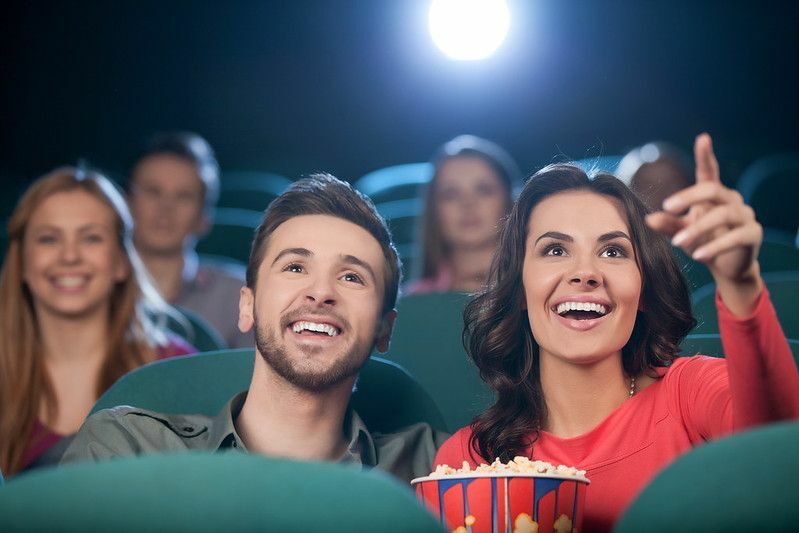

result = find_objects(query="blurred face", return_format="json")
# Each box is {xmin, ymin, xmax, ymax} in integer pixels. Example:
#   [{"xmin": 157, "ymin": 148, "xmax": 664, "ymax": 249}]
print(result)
[
  {"xmin": 435, "ymin": 156, "xmax": 508, "ymax": 251},
  {"xmin": 23, "ymin": 190, "xmax": 129, "ymax": 321},
  {"xmin": 522, "ymin": 191, "xmax": 642, "ymax": 366},
  {"xmin": 238, "ymin": 215, "xmax": 395, "ymax": 392},
  {"xmin": 128, "ymin": 154, "xmax": 206, "ymax": 256},
  {"xmin": 631, "ymin": 160, "xmax": 693, "ymax": 212}
]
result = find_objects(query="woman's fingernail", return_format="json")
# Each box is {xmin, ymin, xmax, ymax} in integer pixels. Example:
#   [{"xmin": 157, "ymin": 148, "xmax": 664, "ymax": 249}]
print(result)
[
  {"xmin": 672, "ymin": 231, "xmax": 688, "ymax": 246},
  {"xmin": 692, "ymin": 248, "xmax": 708, "ymax": 261},
  {"xmin": 662, "ymin": 197, "xmax": 679, "ymax": 211}
]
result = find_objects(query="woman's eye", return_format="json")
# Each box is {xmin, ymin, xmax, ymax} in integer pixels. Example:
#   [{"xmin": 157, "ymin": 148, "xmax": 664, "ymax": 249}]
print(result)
[
  {"xmin": 283, "ymin": 263, "xmax": 304, "ymax": 274},
  {"xmin": 476, "ymin": 183, "xmax": 499, "ymax": 197},
  {"xmin": 342, "ymin": 272, "xmax": 364, "ymax": 284},
  {"xmin": 437, "ymin": 189, "xmax": 460, "ymax": 202},
  {"xmin": 543, "ymin": 244, "xmax": 566, "ymax": 256},
  {"xmin": 36, "ymin": 235, "xmax": 58, "ymax": 245},
  {"xmin": 601, "ymin": 246, "xmax": 627, "ymax": 258},
  {"xmin": 84, "ymin": 233, "xmax": 104, "ymax": 244}
]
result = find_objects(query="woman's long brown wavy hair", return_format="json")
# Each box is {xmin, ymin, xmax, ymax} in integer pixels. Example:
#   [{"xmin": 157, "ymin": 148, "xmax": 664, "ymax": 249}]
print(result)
[
  {"xmin": 0, "ymin": 167, "xmax": 171, "ymax": 475},
  {"xmin": 465, "ymin": 164, "xmax": 695, "ymax": 462}
]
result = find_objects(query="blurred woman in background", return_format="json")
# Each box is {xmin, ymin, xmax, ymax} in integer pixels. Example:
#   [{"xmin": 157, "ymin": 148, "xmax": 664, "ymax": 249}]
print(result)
[
  {"xmin": 0, "ymin": 167, "xmax": 192, "ymax": 476},
  {"xmin": 405, "ymin": 135, "xmax": 519, "ymax": 294}
]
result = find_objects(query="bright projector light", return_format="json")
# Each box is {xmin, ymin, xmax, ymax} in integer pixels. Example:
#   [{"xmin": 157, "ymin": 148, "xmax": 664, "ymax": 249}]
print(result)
[{"xmin": 428, "ymin": 0, "xmax": 510, "ymax": 61}]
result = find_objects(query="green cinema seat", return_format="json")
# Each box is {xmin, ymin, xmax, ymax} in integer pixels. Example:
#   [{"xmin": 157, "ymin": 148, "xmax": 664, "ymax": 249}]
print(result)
[
  {"xmin": 0, "ymin": 452, "xmax": 444, "ymax": 532},
  {"xmin": 383, "ymin": 292, "xmax": 492, "ymax": 432},
  {"xmin": 218, "ymin": 171, "xmax": 293, "ymax": 212},
  {"xmin": 355, "ymin": 162, "xmax": 434, "ymax": 205},
  {"xmin": 91, "ymin": 349, "xmax": 447, "ymax": 434},
  {"xmin": 736, "ymin": 153, "xmax": 799, "ymax": 239},
  {"xmin": 691, "ymin": 270, "xmax": 799, "ymax": 336},
  {"xmin": 165, "ymin": 306, "xmax": 227, "ymax": 352},
  {"xmin": 679, "ymin": 333, "xmax": 799, "ymax": 368},
  {"xmin": 615, "ymin": 421, "xmax": 799, "ymax": 532},
  {"xmin": 196, "ymin": 207, "xmax": 261, "ymax": 264}
]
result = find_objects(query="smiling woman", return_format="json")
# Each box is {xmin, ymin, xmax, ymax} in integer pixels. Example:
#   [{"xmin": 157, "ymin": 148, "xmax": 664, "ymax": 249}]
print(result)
[
  {"xmin": 0, "ymin": 167, "xmax": 193, "ymax": 477},
  {"xmin": 433, "ymin": 135, "xmax": 799, "ymax": 532}
]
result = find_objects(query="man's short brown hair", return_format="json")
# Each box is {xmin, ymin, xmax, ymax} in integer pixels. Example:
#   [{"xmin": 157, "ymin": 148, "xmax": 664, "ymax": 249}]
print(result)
[{"xmin": 245, "ymin": 173, "xmax": 401, "ymax": 315}]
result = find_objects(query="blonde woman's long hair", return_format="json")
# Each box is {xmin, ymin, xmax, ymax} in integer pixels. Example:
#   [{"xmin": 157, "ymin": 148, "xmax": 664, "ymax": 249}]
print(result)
[{"xmin": 0, "ymin": 167, "xmax": 171, "ymax": 475}]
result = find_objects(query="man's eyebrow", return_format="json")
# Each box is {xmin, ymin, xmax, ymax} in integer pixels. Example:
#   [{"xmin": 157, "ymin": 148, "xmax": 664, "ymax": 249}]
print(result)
[
  {"xmin": 271, "ymin": 247, "xmax": 312, "ymax": 266},
  {"xmin": 598, "ymin": 231, "xmax": 632, "ymax": 243},
  {"xmin": 341, "ymin": 254, "xmax": 377, "ymax": 283},
  {"xmin": 534, "ymin": 231, "xmax": 573, "ymax": 245}
]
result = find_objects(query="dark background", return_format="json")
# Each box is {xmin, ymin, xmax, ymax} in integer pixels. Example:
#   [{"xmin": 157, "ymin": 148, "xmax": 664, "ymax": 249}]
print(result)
[{"xmin": 2, "ymin": 0, "xmax": 798, "ymax": 193}]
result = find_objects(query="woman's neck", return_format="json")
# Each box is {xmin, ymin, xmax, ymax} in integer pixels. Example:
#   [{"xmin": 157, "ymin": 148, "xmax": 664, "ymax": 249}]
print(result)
[
  {"xmin": 448, "ymin": 244, "xmax": 496, "ymax": 292},
  {"xmin": 539, "ymin": 352, "xmax": 632, "ymax": 439},
  {"xmin": 138, "ymin": 250, "xmax": 185, "ymax": 302},
  {"xmin": 37, "ymin": 308, "xmax": 110, "ymax": 433},
  {"xmin": 38, "ymin": 309, "xmax": 108, "ymax": 364}
]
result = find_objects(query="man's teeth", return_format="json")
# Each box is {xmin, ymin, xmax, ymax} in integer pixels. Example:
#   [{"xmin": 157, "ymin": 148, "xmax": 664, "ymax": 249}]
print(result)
[
  {"xmin": 291, "ymin": 321, "xmax": 340, "ymax": 337},
  {"xmin": 556, "ymin": 302, "xmax": 608, "ymax": 315}
]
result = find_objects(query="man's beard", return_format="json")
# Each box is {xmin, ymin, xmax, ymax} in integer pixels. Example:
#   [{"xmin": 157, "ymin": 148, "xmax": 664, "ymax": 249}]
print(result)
[{"xmin": 253, "ymin": 307, "xmax": 372, "ymax": 393}]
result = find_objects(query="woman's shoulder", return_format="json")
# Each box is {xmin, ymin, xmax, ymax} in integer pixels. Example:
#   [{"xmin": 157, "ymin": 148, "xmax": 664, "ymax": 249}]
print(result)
[{"xmin": 434, "ymin": 426, "xmax": 478, "ymax": 466}]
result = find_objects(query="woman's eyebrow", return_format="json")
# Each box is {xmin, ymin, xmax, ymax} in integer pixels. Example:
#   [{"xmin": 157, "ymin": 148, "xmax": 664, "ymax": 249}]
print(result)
[
  {"xmin": 534, "ymin": 231, "xmax": 572, "ymax": 244},
  {"xmin": 598, "ymin": 231, "xmax": 632, "ymax": 243}
]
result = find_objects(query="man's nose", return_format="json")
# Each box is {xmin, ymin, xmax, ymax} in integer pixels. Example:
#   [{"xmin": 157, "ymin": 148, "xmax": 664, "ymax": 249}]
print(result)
[{"xmin": 304, "ymin": 275, "xmax": 337, "ymax": 306}]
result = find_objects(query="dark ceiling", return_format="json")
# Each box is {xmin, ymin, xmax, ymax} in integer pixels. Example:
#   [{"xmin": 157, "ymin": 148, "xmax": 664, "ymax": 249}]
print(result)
[{"xmin": 2, "ymin": 0, "xmax": 798, "ymax": 189}]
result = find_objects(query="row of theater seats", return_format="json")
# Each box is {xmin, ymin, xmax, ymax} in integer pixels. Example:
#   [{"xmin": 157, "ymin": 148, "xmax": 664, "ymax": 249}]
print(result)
[{"xmin": 2, "ymin": 344, "xmax": 797, "ymax": 530}]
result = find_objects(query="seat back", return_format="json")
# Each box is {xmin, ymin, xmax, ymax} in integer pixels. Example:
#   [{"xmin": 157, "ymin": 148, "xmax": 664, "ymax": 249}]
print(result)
[
  {"xmin": 91, "ymin": 349, "xmax": 446, "ymax": 433},
  {"xmin": 383, "ymin": 292, "xmax": 492, "ymax": 432},
  {"xmin": 354, "ymin": 162, "xmax": 434, "ymax": 204},
  {"xmin": 166, "ymin": 306, "xmax": 227, "ymax": 351},
  {"xmin": 195, "ymin": 207, "xmax": 260, "ymax": 264},
  {"xmin": 616, "ymin": 421, "xmax": 799, "ymax": 532},
  {"xmin": 373, "ymin": 197, "xmax": 423, "ymax": 279},
  {"xmin": 736, "ymin": 153, "xmax": 799, "ymax": 237},
  {"xmin": 691, "ymin": 270, "xmax": 799, "ymax": 335},
  {"xmin": 218, "ymin": 171, "xmax": 293, "ymax": 212},
  {"xmin": 679, "ymin": 333, "xmax": 799, "ymax": 367},
  {"xmin": 0, "ymin": 453, "xmax": 444, "ymax": 532}
]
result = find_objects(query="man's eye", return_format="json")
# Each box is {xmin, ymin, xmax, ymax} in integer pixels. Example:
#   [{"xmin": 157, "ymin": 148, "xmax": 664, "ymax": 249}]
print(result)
[{"xmin": 342, "ymin": 272, "xmax": 364, "ymax": 284}]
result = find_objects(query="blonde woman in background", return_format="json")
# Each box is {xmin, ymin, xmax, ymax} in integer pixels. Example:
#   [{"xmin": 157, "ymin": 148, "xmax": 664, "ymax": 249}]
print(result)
[{"xmin": 0, "ymin": 167, "xmax": 193, "ymax": 476}]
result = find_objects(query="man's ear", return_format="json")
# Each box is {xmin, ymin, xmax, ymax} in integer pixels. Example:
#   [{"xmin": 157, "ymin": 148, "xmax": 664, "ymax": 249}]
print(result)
[
  {"xmin": 238, "ymin": 286, "xmax": 255, "ymax": 333},
  {"xmin": 374, "ymin": 309, "xmax": 397, "ymax": 354}
]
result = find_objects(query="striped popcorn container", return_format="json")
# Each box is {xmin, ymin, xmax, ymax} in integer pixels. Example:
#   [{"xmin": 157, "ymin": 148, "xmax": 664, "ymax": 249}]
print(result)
[{"xmin": 412, "ymin": 472, "xmax": 589, "ymax": 533}]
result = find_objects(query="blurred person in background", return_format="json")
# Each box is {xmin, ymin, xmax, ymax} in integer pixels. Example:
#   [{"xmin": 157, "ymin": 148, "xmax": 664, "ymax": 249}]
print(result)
[
  {"xmin": 0, "ymin": 167, "xmax": 193, "ymax": 476},
  {"xmin": 405, "ymin": 135, "xmax": 519, "ymax": 294},
  {"xmin": 616, "ymin": 141, "xmax": 694, "ymax": 212},
  {"xmin": 127, "ymin": 132, "xmax": 249, "ymax": 348}
]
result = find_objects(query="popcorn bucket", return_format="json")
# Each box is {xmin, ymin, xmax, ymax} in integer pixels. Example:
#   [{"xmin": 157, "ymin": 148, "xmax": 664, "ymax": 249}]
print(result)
[{"xmin": 412, "ymin": 473, "xmax": 589, "ymax": 533}]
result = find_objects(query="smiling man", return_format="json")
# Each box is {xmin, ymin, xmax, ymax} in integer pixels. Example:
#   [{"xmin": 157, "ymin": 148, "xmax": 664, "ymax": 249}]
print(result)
[{"xmin": 62, "ymin": 174, "xmax": 448, "ymax": 482}]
